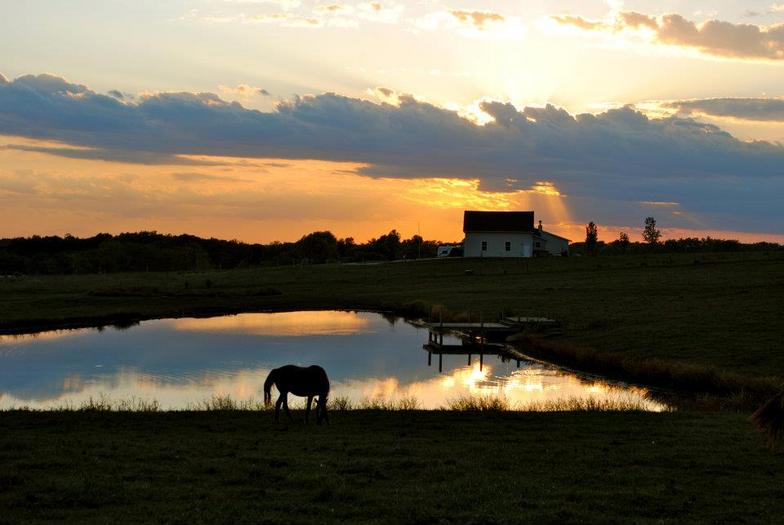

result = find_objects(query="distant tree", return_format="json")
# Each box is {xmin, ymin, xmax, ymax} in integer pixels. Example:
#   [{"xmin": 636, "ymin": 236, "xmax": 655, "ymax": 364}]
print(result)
[
  {"xmin": 295, "ymin": 231, "xmax": 339, "ymax": 263},
  {"xmin": 337, "ymin": 237, "xmax": 356, "ymax": 259},
  {"xmin": 371, "ymin": 230, "xmax": 402, "ymax": 261},
  {"xmin": 643, "ymin": 217, "xmax": 661, "ymax": 245},
  {"xmin": 618, "ymin": 232, "xmax": 630, "ymax": 251},
  {"xmin": 585, "ymin": 222, "xmax": 598, "ymax": 254},
  {"xmin": 401, "ymin": 235, "xmax": 439, "ymax": 259}
]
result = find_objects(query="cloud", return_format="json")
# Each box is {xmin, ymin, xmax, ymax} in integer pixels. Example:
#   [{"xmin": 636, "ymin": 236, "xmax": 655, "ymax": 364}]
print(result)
[
  {"xmin": 196, "ymin": 12, "xmax": 325, "ymax": 27},
  {"xmin": 1, "ymin": 73, "xmax": 784, "ymax": 232},
  {"xmin": 551, "ymin": 10, "xmax": 784, "ymax": 61},
  {"xmin": 171, "ymin": 172, "xmax": 252, "ymax": 183},
  {"xmin": 665, "ymin": 98, "xmax": 784, "ymax": 122},
  {"xmin": 187, "ymin": 1, "xmax": 403, "ymax": 28},
  {"xmin": 415, "ymin": 8, "xmax": 523, "ymax": 39},
  {"xmin": 551, "ymin": 15, "xmax": 604, "ymax": 31},
  {"xmin": 0, "ymin": 144, "xmax": 219, "ymax": 165},
  {"xmin": 449, "ymin": 10, "xmax": 505, "ymax": 30},
  {"xmin": 219, "ymin": 84, "xmax": 271, "ymax": 97},
  {"xmin": 222, "ymin": 0, "xmax": 301, "ymax": 9},
  {"xmin": 355, "ymin": 2, "xmax": 403, "ymax": 24}
]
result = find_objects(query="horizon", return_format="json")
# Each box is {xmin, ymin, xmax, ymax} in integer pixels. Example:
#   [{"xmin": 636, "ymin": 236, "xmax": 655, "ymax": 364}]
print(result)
[{"xmin": 2, "ymin": 1, "xmax": 784, "ymax": 244}]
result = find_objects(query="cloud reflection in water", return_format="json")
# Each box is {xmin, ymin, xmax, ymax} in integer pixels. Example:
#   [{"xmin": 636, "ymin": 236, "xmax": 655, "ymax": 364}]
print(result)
[{"xmin": 0, "ymin": 311, "xmax": 667, "ymax": 411}]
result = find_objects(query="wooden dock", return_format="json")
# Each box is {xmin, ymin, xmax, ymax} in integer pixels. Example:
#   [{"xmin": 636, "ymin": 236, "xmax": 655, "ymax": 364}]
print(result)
[
  {"xmin": 422, "ymin": 316, "xmax": 563, "ymax": 340},
  {"xmin": 421, "ymin": 315, "xmax": 561, "ymax": 372},
  {"xmin": 422, "ymin": 340, "xmax": 529, "ymax": 372}
]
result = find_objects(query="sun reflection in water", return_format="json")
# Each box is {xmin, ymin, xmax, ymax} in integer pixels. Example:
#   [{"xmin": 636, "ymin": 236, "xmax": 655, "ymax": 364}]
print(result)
[
  {"xmin": 0, "ymin": 361, "xmax": 668, "ymax": 411},
  {"xmin": 0, "ymin": 312, "xmax": 668, "ymax": 411}
]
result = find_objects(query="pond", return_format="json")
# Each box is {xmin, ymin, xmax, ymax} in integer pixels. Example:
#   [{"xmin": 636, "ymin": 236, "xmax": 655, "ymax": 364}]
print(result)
[{"xmin": 0, "ymin": 311, "xmax": 668, "ymax": 411}]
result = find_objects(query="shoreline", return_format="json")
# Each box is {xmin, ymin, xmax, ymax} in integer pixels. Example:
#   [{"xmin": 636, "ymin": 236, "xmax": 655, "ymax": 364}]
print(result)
[
  {"xmin": 1, "ymin": 302, "xmax": 778, "ymax": 410},
  {"xmin": 2, "ymin": 253, "xmax": 781, "ymax": 409}
]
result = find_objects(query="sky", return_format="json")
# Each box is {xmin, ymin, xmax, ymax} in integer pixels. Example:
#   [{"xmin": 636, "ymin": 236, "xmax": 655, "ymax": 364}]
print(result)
[{"xmin": 1, "ymin": 0, "xmax": 783, "ymax": 243}]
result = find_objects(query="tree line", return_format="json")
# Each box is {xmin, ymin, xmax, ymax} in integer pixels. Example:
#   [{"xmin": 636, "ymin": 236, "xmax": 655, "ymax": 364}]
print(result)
[
  {"xmin": 0, "ymin": 230, "xmax": 443, "ymax": 275},
  {"xmin": 1, "ymin": 221, "xmax": 779, "ymax": 274},
  {"xmin": 577, "ymin": 216, "xmax": 781, "ymax": 255}
]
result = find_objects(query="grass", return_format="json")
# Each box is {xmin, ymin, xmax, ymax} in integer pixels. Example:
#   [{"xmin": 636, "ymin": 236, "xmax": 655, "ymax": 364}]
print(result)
[
  {"xmin": 2, "ymin": 252, "xmax": 784, "ymax": 521},
  {"xmin": 0, "ymin": 409, "xmax": 782, "ymax": 524},
  {"xmin": 7, "ymin": 394, "xmax": 656, "ymax": 414},
  {"xmin": 1, "ymin": 251, "xmax": 783, "ymax": 399}
]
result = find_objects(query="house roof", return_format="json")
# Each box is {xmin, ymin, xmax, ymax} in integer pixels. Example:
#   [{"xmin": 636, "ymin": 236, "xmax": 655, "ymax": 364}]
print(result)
[
  {"xmin": 535, "ymin": 229, "xmax": 571, "ymax": 242},
  {"xmin": 463, "ymin": 211, "xmax": 534, "ymax": 232}
]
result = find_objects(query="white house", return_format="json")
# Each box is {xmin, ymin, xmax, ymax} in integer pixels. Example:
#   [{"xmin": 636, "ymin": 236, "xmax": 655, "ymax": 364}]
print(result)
[{"xmin": 462, "ymin": 211, "xmax": 569, "ymax": 258}]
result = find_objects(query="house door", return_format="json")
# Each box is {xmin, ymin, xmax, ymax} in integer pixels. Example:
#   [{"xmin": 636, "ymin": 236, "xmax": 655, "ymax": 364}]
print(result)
[{"xmin": 521, "ymin": 241, "xmax": 532, "ymax": 257}]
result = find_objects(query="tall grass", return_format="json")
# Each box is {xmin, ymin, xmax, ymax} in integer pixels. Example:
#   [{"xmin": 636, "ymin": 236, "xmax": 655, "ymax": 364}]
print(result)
[
  {"xmin": 522, "ymin": 396, "xmax": 667, "ymax": 412},
  {"xmin": 356, "ymin": 396, "xmax": 420, "ymax": 410},
  {"xmin": 444, "ymin": 394, "xmax": 667, "ymax": 412},
  {"xmin": 188, "ymin": 395, "xmax": 270, "ymax": 411},
  {"xmin": 444, "ymin": 396, "xmax": 509, "ymax": 412},
  {"xmin": 517, "ymin": 337, "xmax": 782, "ymax": 409},
  {"xmin": 3, "ymin": 393, "xmax": 665, "ymax": 413}
]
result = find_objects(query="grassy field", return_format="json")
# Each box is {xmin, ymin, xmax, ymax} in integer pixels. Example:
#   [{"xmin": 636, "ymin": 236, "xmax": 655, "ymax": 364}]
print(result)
[
  {"xmin": 2, "ymin": 252, "xmax": 784, "ymax": 522},
  {"xmin": 1, "ymin": 251, "xmax": 783, "ymax": 398},
  {"xmin": 0, "ymin": 409, "xmax": 782, "ymax": 524}
]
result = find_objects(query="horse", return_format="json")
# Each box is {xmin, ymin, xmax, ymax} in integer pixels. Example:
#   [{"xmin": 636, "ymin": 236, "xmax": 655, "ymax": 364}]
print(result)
[
  {"xmin": 264, "ymin": 365, "xmax": 330, "ymax": 424},
  {"xmin": 751, "ymin": 391, "xmax": 784, "ymax": 448}
]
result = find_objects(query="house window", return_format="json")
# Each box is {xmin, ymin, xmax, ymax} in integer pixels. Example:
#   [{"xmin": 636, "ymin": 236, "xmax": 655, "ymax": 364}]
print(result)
[
  {"xmin": 505, "ymin": 241, "xmax": 511, "ymax": 252},
  {"xmin": 481, "ymin": 241, "xmax": 487, "ymax": 251},
  {"xmin": 535, "ymin": 242, "xmax": 541, "ymax": 248}
]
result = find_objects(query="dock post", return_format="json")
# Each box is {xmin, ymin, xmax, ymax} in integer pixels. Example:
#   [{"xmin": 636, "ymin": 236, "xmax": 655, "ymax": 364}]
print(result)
[
  {"xmin": 428, "ymin": 351, "xmax": 432, "ymax": 366},
  {"xmin": 468, "ymin": 353, "xmax": 471, "ymax": 366},
  {"xmin": 439, "ymin": 352, "xmax": 443, "ymax": 373},
  {"xmin": 479, "ymin": 353, "xmax": 483, "ymax": 371},
  {"xmin": 516, "ymin": 359, "xmax": 520, "ymax": 368}
]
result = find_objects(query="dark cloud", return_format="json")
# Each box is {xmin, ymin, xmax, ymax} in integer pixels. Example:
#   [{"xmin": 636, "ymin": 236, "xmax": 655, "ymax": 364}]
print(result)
[
  {"xmin": 665, "ymin": 98, "xmax": 784, "ymax": 122},
  {"xmin": 1, "ymin": 73, "xmax": 784, "ymax": 232},
  {"xmin": 0, "ymin": 144, "xmax": 220, "ymax": 166}
]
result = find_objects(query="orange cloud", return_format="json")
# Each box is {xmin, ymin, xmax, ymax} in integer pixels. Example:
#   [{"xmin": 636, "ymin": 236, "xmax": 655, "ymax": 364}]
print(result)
[
  {"xmin": 552, "ymin": 10, "xmax": 784, "ymax": 61},
  {"xmin": 449, "ymin": 10, "xmax": 505, "ymax": 30}
]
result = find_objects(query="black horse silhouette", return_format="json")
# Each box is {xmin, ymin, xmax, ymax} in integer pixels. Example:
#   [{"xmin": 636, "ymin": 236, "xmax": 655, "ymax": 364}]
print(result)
[{"xmin": 264, "ymin": 365, "xmax": 330, "ymax": 424}]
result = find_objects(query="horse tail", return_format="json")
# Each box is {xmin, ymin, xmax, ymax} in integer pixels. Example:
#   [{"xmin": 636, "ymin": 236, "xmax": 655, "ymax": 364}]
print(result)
[
  {"xmin": 263, "ymin": 369, "xmax": 276, "ymax": 407},
  {"xmin": 751, "ymin": 391, "xmax": 784, "ymax": 446}
]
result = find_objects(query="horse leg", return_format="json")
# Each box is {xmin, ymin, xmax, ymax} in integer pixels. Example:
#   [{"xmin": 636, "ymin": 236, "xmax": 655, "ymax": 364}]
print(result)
[
  {"xmin": 283, "ymin": 395, "xmax": 293, "ymax": 421},
  {"xmin": 305, "ymin": 396, "xmax": 313, "ymax": 424},
  {"xmin": 317, "ymin": 396, "xmax": 329, "ymax": 425},
  {"xmin": 275, "ymin": 393, "xmax": 284, "ymax": 422}
]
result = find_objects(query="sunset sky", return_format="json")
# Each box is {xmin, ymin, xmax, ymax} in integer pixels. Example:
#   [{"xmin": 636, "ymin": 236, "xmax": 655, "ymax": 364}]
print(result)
[{"xmin": 1, "ymin": 0, "xmax": 783, "ymax": 243}]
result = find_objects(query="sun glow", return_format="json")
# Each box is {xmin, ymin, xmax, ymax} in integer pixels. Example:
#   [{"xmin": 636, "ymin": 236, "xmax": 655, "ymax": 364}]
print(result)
[{"xmin": 0, "ymin": 135, "xmax": 576, "ymax": 242}]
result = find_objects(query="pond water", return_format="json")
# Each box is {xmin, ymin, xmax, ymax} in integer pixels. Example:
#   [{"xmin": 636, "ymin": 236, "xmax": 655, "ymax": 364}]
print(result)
[{"xmin": 0, "ymin": 311, "xmax": 668, "ymax": 411}]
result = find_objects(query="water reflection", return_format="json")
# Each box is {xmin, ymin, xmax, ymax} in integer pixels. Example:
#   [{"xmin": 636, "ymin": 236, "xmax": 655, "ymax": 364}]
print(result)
[
  {"xmin": 0, "ymin": 311, "xmax": 668, "ymax": 411},
  {"xmin": 0, "ymin": 328, "xmax": 91, "ymax": 346},
  {"xmin": 174, "ymin": 311, "xmax": 371, "ymax": 336}
]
